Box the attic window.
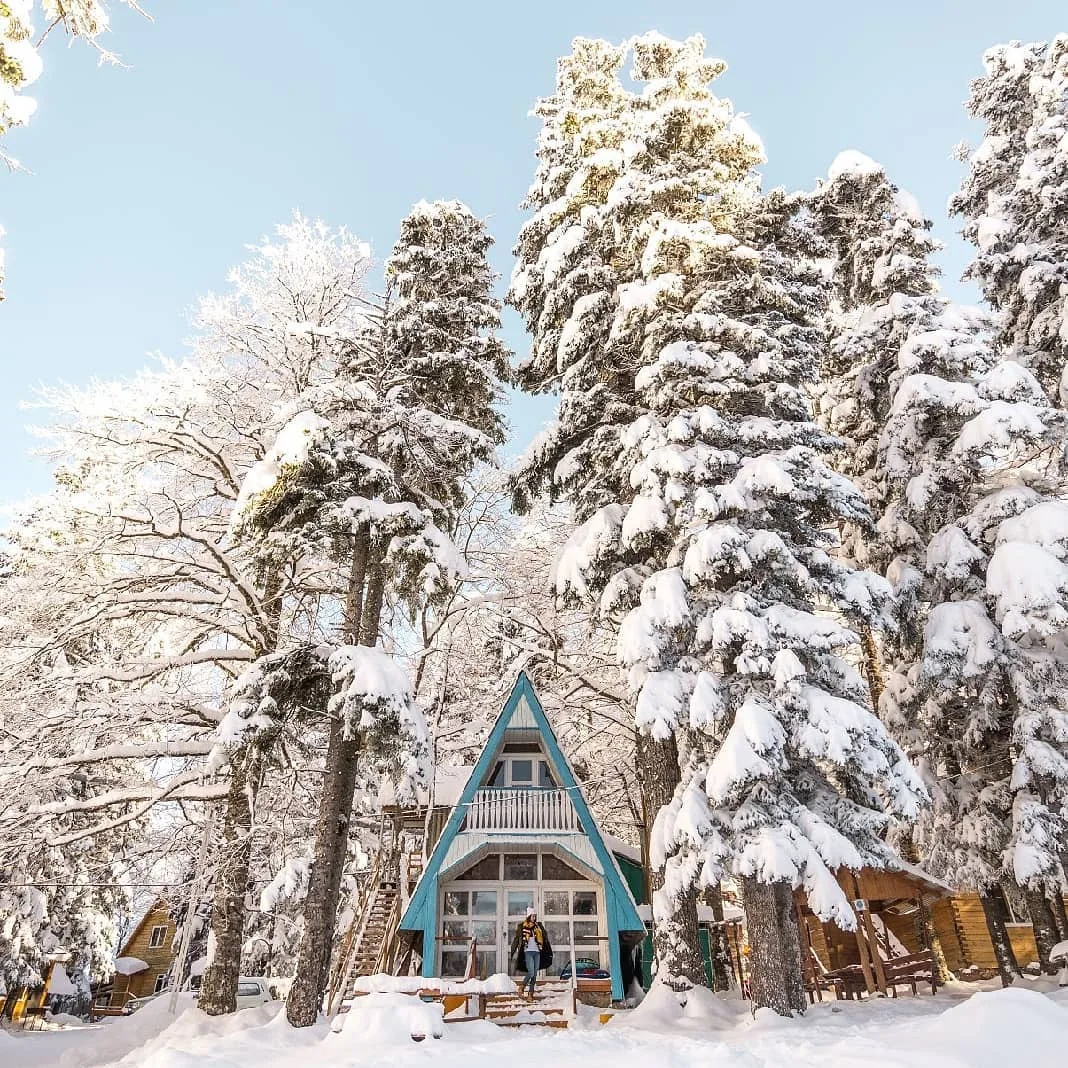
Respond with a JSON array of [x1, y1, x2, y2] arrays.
[[542, 854, 584, 880], [149, 925, 168, 949]]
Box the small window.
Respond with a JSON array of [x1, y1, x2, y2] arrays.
[[488, 762, 506, 788], [543, 889, 569, 915], [538, 761, 556, 789], [509, 759, 533, 785], [443, 891, 469, 916], [237, 982, 262, 997], [471, 891, 497, 916], [149, 925, 168, 949], [153, 973, 168, 994], [573, 891, 598, 915]]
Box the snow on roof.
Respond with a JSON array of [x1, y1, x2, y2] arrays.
[[889, 858, 953, 894], [377, 765, 471, 809], [635, 903, 743, 925], [603, 833, 642, 865], [114, 956, 150, 976], [827, 149, 884, 181], [48, 963, 77, 996]]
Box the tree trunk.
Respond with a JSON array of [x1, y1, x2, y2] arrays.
[[1049, 878, 1068, 941], [636, 730, 705, 988], [774, 881, 807, 1014], [199, 561, 283, 1016], [741, 876, 795, 1017], [1023, 884, 1060, 974], [703, 884, 734, 991], [199, 756, 255, 1015], [860, 625, 884, 713], [286, 535, 381, 1027], [979, 888, 1020, 986]]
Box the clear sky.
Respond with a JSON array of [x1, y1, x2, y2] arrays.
[[0, 1, 1063, 504]]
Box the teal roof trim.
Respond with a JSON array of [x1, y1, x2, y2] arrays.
[[400, 672, 644, 999], [401, 672, 644, 934]]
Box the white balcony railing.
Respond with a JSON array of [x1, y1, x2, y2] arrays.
[[464, 789, 581, 833]]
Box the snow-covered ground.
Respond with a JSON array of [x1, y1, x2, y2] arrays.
[[2, 982, 1066, 1068]]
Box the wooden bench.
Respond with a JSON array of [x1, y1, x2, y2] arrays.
[[90, 1005, 131, 1020], [883, 951, 937, 996], [20, 1006, 48, 1030]]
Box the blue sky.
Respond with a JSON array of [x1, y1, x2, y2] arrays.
[[0, 1, 1063, 504]]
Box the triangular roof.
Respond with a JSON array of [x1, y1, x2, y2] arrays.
[[400, 671, 644, 933]]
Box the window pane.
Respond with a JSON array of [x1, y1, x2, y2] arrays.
[[510, 759, 533, 783], [545, 921, 570, 946], [488, 762, 505, 788], [507, 922, 521, 955], [441, 950, 467, 978], [573, 891, 597, 915], [539, 762, 556, 789], [543, 890, 569, 915], [443, 892, 468, 916], [573, 921, 599, 941], [471, 890, 497, 915], [475, 949, 497, 978], [471, 920, 497, 943], [542, 854, 583, 881], [237, 983, 261, 997], [457, 854, 500, 880], [507, 891, 534, 916], [443, 919, 469, 942], [503, 854, 537, 880]]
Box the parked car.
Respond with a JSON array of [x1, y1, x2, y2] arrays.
[[558, 958, 610, 980], [126, 976, 273, 1014]]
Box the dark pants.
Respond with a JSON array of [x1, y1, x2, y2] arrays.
[[523, 950, 540, 994]]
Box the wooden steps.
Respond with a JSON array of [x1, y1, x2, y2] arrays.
[[484, 979, 574, 1028]]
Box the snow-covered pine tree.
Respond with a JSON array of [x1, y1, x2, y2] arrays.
[[610, 172, 925, 1017], [231, 200, 510, 1027], [950, 36, 1068, 401], [512, 33, 926, 1014], [816, 147, 1068, 980], [509, 33, 731, 989]]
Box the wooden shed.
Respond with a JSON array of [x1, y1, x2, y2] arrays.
[[796, 863, 955, 995]]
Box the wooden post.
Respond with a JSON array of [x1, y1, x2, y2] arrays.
[[848, 873, 886, 995]]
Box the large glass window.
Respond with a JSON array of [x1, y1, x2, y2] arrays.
[[440, 889, 498, 979], [503, 854, 537, 880]]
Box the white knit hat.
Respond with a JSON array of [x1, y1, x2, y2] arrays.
[[526, 907, 536, 917]]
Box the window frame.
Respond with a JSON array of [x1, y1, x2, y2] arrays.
[[148, 924, 168, 949]]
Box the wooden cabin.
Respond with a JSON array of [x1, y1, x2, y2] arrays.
[[101, 899, 178, 1009], [396, 673, 647, 1003]]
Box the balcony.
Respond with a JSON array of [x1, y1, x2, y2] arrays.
[[463, 789, 581, 833]]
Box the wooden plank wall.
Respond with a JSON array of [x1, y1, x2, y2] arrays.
[[109, 903, 177, 1007]]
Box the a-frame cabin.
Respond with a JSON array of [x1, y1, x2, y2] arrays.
[[399, 672, 646, 1002]]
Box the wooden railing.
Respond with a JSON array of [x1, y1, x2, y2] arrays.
[[464, 789, 580, 832]]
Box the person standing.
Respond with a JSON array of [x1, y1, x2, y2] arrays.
[[511, 908, 551, 999]]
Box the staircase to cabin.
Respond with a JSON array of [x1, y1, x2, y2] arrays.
[[483, 979, 575, 1028], [347, 883, 400, 978]]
